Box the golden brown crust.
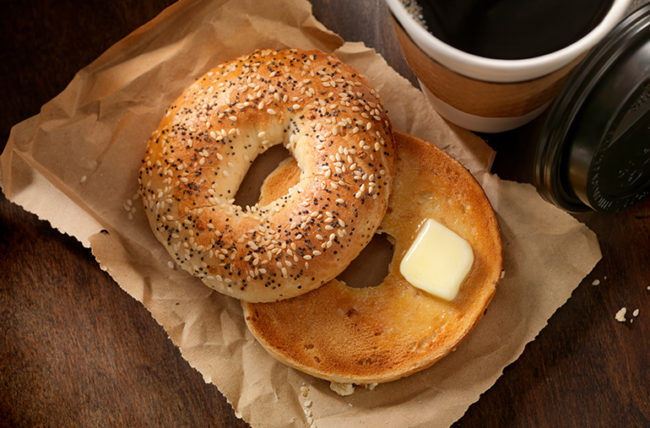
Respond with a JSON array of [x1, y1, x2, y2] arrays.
[[243, 131, 502, 383], [139, 49, 395, 302]]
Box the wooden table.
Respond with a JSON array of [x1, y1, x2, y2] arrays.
[[1, 1, 648, 426]]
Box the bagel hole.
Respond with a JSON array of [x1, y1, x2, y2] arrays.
[[234, 145, 292, 208], [337, 233, 394, 288]]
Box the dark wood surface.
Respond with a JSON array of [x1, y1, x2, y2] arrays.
[[1, 1, 648, 427]]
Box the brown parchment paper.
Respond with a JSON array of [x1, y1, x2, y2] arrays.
[[0, 0, 601, 427]]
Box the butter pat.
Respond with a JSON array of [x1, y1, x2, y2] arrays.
[[400, 219, 474, 301]]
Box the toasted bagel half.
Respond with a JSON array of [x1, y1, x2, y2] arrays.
[[243, 131, 502, 384]]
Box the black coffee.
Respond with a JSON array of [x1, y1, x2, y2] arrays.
[[418, 0, 614, 59]]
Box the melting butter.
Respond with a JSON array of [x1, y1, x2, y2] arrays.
[[400, 219, 473, 301]]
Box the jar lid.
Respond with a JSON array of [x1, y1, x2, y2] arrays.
[[535, 3, 650, 212]]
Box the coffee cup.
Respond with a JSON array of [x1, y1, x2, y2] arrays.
[[386, 0, 632, 132]]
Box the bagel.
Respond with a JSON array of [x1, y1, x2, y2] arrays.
[[243, 131, 502, 384], [139, 49, 395, 302]]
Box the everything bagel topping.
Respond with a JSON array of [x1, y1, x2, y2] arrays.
[[139, 49, 395, 302]]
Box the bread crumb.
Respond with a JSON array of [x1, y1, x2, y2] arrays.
[[632, 308, 639, 317], [615, 307, 627, 322], [167, 261, 174, 269], [330, 382, 355, 396], [591, 279, 600, 286], [80, 175, 87, 183], [500, 270, 506, 279], [303, 400, 312, 408]]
